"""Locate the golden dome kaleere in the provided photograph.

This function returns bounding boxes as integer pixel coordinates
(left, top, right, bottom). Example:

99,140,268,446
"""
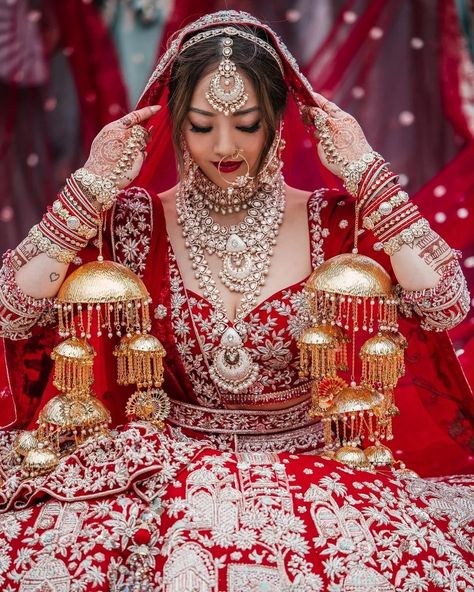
299,211,407,469
114,331,169,429
18,217,169,476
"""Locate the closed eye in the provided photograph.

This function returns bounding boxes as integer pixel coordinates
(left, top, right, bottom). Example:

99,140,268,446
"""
189,121,261,134
237,121,261,133
190,124,212,133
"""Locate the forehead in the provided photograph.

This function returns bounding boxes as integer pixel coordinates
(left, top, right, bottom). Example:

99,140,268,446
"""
190,68,258,108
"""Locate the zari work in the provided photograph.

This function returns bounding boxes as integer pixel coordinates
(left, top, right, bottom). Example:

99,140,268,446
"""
0,424,473,591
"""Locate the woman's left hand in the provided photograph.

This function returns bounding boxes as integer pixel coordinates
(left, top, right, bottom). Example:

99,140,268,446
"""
303,93,373,179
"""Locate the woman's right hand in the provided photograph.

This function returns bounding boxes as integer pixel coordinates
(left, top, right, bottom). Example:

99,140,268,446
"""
84,105,160,190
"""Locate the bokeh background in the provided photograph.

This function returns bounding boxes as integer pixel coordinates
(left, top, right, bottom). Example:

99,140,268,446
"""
1,0,473,382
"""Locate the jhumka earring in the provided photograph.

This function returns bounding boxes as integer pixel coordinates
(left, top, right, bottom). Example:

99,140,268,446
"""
299,209,406,469
181,134,198,185
257,123,285,190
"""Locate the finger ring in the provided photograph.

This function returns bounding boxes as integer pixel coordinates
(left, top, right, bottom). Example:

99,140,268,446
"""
313,110,329,130
120,112,141,128
131,125,148,149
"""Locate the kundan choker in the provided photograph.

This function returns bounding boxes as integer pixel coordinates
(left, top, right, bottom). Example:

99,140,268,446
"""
193,167,255,214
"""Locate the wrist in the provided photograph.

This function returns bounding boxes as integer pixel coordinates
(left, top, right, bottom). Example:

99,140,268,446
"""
72,168,119,212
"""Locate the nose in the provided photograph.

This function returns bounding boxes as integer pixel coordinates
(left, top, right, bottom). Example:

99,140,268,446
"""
213,124,239,159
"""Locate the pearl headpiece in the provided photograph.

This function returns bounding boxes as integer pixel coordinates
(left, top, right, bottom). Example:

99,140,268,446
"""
180,26,285,75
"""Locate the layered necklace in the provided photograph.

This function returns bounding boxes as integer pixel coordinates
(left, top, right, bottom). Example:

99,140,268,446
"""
176,169,286,396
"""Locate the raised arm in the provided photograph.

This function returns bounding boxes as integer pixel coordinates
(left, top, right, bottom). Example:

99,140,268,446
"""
0,106,159,340
304,95,470,331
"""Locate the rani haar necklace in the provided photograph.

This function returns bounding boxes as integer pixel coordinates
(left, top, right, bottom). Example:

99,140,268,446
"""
176,35,286,397
176,171,285,396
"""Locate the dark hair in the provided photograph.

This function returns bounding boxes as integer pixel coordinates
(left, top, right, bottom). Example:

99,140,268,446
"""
167,25,288,175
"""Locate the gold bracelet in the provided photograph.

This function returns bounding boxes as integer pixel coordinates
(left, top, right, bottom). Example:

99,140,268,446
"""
73,168,118,209
362,190,410,230
342,151,383,196
28,225,77,264
374,218,431,255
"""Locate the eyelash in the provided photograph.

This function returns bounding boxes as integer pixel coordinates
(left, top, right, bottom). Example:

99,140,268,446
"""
190,121,261,134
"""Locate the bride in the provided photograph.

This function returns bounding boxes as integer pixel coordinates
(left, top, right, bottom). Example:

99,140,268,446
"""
0,10,472,592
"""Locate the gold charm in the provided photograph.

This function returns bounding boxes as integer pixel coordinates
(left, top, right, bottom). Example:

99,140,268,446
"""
126,388,170,429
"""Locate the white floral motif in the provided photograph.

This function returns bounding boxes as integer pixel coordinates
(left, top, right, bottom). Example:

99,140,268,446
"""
111,187,153,277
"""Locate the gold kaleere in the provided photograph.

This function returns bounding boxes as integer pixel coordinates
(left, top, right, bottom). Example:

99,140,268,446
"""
115,334,166,388
24,337,111,476
55,260,152,340
360,334,404,390
51,337,95,395
115,333,170,429
300,211,408,468
17,216,169,476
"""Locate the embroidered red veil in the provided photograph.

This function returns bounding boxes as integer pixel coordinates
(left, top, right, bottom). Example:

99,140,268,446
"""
0,10,472,478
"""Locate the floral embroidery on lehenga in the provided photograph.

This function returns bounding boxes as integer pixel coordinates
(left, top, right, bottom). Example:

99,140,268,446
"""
0,186,473,590
1,439,473,591
111,187,154,278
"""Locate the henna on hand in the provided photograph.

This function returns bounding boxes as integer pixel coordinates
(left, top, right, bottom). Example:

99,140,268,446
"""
412,229,457,274
10,237,42,271
83,105,160,189
304,94,372,179
84,128,129,177
328,115,371,164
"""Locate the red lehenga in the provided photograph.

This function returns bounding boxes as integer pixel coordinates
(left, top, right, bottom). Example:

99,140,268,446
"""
0,10,474,592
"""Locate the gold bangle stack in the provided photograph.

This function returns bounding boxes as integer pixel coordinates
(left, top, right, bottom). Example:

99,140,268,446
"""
28,225,78,264
51,199,97,240
362,190,410,231
72,168,119,210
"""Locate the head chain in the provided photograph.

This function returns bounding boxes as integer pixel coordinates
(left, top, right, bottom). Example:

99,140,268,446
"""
180,26,285,76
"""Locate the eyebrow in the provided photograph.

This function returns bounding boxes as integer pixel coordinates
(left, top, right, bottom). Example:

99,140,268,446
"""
189,106,260,117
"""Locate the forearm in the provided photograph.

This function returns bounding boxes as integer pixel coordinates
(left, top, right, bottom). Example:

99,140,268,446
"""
306,96,470,330
358,165,469,331
12,238,70,299
390,231,450,291
0,174,102,339
390,234,469,332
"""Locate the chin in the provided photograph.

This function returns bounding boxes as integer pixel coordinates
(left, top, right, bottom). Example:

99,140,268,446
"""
200,166,233,187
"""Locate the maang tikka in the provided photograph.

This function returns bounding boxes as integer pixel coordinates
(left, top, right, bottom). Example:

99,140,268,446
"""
206,37,248,116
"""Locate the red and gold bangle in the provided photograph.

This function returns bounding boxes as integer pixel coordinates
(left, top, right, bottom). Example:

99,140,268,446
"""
357,159,388,200
51,195,97,240
361,173,399,210
66,177,102,218
362,189,410,231
60,185,99,227
372,210,431,256
363,183,403,217
27,225,78,264
373,203,421,238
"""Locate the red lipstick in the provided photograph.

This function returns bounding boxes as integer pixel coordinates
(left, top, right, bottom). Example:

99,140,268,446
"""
212,160,242,173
